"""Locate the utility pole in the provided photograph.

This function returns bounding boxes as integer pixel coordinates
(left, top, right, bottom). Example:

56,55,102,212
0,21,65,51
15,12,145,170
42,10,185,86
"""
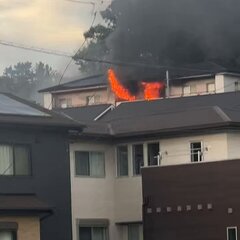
166,70,170,98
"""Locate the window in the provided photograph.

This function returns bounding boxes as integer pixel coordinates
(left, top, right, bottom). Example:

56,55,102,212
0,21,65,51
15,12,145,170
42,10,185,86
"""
79,227,106,240
190,84,197,94
0,231,16,240
190,142,203,162
75,151,105,177
128,224,143,240
207,83,215,93
0,145,31,176
227,227,237,240
147,143,160,166
235,81,240,91
117,146,128,176
132,144,144,175
183,85,190,95
58,98,72,108
86,95,100,106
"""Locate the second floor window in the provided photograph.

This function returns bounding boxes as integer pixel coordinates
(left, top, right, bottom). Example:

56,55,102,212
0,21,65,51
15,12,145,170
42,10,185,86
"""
75,151,105,177
0,144,31,176
117,146,128,177
132,144,144,175
190,142,203,162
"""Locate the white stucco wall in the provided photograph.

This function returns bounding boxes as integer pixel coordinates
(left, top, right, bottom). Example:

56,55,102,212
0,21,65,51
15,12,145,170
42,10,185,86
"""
70,132,240,240
43,93,52,109
70,142,117,240
227,131,240,160
160,133,228,166
169,78,215,97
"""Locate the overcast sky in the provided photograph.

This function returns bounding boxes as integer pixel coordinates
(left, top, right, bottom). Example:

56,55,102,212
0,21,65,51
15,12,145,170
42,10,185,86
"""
0,0,109,77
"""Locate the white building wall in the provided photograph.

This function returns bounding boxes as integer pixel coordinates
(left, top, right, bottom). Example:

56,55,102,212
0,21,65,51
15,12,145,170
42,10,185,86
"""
227,132,240,159
43,93,52,109
70,142,117,240
70,132,240,240
169,78,215,97
160,133,228,166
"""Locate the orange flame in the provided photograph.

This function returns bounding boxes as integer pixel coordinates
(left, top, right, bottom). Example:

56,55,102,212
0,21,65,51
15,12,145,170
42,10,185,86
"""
142,82,164,100
108,69,136,101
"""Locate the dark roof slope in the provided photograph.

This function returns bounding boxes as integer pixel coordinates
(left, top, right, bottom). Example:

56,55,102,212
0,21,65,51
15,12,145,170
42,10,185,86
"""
0,93,84,130
55,104,113,122
39,74,107,93
81,92,240,137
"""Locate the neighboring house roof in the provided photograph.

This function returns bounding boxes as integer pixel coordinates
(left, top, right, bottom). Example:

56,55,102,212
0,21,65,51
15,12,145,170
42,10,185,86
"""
39,74,107,93
55,104,114,122
80,92,240,138
0,93,85,130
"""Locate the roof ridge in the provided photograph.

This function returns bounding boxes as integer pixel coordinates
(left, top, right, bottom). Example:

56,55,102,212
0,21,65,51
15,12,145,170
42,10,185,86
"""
213,106,231,122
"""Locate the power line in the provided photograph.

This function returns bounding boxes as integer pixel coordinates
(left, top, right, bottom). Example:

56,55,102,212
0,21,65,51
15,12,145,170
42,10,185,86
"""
0,40,72,57
0,40,225,73
47,11,98,109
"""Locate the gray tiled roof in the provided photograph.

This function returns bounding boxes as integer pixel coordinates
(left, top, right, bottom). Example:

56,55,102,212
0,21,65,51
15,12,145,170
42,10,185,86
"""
0,93,84,130
39,74,107,93
81,92,240,137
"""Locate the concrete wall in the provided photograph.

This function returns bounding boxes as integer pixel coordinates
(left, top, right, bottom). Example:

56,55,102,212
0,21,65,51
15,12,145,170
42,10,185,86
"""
52,88,115,108
0,217,40,240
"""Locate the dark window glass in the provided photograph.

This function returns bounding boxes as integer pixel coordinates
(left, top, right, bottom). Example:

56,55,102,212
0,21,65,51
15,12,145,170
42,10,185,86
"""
75,152,90,176
79,227,106,240
128,224,143,240
228,227,237,240
132,144,144,175
79,227,91,240
117,146,128,176
75,151,105,177
0,144,31,176
148,143,159,166
0,231,16,240
190,142,202,162
14,146,31,175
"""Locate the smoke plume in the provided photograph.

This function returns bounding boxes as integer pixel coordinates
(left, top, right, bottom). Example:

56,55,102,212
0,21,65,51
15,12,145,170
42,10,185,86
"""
107,0,240,86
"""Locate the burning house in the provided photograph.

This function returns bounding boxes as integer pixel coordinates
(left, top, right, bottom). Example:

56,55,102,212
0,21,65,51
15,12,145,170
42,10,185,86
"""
40,62,240,110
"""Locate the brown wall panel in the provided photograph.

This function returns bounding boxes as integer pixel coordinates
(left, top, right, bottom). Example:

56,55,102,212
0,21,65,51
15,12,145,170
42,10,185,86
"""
142,160,240,240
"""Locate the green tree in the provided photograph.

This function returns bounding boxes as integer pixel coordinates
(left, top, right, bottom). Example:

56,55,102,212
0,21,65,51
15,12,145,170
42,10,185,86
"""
0,61,58,103
73,4,117,74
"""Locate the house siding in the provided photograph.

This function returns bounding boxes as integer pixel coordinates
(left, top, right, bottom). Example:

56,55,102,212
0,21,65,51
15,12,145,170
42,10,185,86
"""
0,127,72,240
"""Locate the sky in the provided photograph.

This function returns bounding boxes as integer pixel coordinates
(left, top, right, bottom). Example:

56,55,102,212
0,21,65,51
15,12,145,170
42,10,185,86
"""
0,0,109,78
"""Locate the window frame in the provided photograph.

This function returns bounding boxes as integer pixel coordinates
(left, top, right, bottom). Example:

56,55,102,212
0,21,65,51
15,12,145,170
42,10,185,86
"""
132,144,144,176
147,141,160,167
206,82,216,93
0,230,17,240
190,141,203,163
116,145,129,177
0,143,32,177
127,223,143,240
75,151,105,178
227,226,238,240
77,219,109,240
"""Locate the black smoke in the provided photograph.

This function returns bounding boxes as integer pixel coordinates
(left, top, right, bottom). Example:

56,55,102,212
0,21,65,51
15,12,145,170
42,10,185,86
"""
106,0,240,85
